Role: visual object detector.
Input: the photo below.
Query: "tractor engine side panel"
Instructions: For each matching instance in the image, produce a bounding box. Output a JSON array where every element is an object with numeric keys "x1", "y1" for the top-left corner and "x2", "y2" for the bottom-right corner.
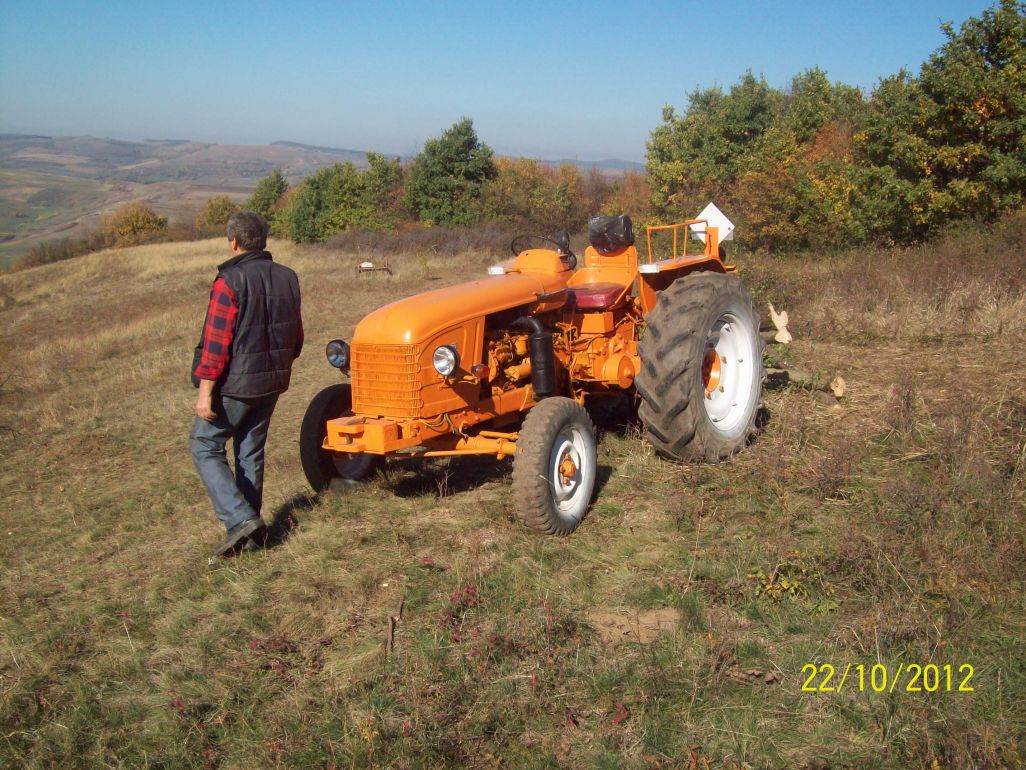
[
  {"x1": 351, "y1": 319, "x2": 485, "y2": 419},
  {"x1": 560, "y1": 308, "x2": 641, "y2": 390}
]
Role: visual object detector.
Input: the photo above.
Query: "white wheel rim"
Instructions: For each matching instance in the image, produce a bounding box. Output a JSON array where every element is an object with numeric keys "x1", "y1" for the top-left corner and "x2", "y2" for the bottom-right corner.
[
  {"x1": 548, "y1": 426, "x2": 594, "y2": 521},
  {"x1": 702, "y1": 311, "x2": 758, "y2": 436}
]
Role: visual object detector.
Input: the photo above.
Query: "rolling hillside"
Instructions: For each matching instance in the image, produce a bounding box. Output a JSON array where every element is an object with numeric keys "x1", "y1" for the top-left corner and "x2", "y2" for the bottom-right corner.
[
  {"x1": 0, "y1": 135, "x2": 372, "y2": 267},
  {"x1": 0, "y1": 220, "x2": 1024, "y2": 768},
  {"x1": 0, "y1": 135, "x2": 644, "y2": 269}
]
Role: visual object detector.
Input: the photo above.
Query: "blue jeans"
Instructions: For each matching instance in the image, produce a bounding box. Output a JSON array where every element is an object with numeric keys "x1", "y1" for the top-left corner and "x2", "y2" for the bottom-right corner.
[{"x1": 190, "y1": 391, "x2": 279, "y2": 531}]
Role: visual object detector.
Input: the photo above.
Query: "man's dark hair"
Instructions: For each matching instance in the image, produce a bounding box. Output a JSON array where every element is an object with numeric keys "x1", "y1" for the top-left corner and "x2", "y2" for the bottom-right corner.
[{"x1": 226, "y1": 211, "x2": 269, "y2": 251}]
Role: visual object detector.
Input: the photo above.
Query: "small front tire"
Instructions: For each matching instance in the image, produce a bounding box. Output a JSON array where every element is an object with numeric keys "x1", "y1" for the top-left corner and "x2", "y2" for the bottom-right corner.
[
  {"x1": 511, "y1": 397, "x2": 598, "y2": 535},
  {"x1": 299, "y1": 384, "x2": 380, "y2": 492}
]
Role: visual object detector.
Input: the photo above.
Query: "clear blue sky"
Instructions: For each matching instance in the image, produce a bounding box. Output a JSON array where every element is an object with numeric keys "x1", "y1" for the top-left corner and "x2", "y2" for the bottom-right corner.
[{"x1": 0, "y1": 0, "x2": 994, "y2": 162}]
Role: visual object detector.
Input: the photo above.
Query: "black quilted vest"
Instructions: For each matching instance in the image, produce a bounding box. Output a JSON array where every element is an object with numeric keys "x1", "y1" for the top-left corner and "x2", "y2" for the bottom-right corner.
[{"x1": 217, "y1": 250, "x2": 302, "y2": 398}]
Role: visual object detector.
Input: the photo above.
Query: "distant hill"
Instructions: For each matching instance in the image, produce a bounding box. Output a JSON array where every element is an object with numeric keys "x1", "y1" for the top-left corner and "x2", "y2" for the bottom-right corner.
[
  {"x1": 271, "y1": 140, "x2": 370, "y2": 161},
  {"x1": 0, "y1": 135, "x2": 382, "y2": 265},
  {"x1": 0, "y1": 134, "x2": 642, "y2": 184},
  {"x1": 544, "y1": 157, "x2": 645, "y2": 174},
  {"x1": 0, "y1": 134, "x2": 642, "y2": 266},
  {"x1": 267, "y1": 139, "x2": 646, "y2": 174},
  {"x1": 0, "y1": 134, "x2": 367, "y2": 185}
]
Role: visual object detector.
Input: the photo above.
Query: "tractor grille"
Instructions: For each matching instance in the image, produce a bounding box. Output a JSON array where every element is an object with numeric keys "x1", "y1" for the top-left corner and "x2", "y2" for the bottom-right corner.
[{"x1": 350, "y1": 343, "x2": 423, "y2": 418}]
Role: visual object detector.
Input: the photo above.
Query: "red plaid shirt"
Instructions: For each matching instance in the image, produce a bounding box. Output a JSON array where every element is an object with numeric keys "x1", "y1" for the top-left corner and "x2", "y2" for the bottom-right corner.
[
  {"x1": 194, "y1": 277, "x2": 238, "y2": 382},
  {"x1": 193, "y1": 278, "x2": 305, "y2": 382}
]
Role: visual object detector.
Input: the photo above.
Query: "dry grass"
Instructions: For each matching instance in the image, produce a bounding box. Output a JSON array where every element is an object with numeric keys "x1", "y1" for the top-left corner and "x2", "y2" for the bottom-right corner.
[{"x1": 1, "y1": 216, "x2": 1025, "y2": 769}]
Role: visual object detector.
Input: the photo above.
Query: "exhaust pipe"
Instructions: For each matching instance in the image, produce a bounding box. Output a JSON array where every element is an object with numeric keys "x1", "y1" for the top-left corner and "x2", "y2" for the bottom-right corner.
[{"x1": 512, "y1": 316, "x2": 556, "y2": 397}]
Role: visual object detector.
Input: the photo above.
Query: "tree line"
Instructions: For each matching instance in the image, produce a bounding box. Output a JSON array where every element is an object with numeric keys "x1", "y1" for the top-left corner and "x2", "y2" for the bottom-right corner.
[
  {"x1": 11, "y1": 1, "x2": 1022, "y2": 272},
  {"x1": 649, "y1": 0, "x2": 1025, "y2": 249},
  {"x1": 249, "y1": 118, "x2": 647, "y2": 243},
  {"x1": 251, "y1": 1, "x2": 1025, "y2": 252}
]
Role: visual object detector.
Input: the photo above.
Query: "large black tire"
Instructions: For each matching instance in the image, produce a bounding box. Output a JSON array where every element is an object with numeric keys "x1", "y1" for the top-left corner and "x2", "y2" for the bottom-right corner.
[
  {"x1": 636, "y1": 272, "x2": 764, "y2": 462},
  {"x1": 511, "y1": 397, "x2": 598, "y2": 535},
  {"x1": 299, "y1": 384, "x2": 381, "y2": 492}
]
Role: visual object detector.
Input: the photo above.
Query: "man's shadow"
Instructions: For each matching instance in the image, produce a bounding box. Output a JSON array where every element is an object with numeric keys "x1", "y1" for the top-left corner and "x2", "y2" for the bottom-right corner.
[{"x1": 261, "y1": 494, "x2": 316, "y2": 548}]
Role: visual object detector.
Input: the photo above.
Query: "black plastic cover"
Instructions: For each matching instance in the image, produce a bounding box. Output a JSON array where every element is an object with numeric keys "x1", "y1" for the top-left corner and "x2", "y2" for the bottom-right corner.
[{"x1": 588, "y1": 214, "x2": 634, "y2": 255}]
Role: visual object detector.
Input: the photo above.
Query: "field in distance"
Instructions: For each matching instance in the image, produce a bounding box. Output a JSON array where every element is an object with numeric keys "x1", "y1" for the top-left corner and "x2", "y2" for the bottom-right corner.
[{"x1": 0, "y1": 134, "x2": 370, "y2": 267}]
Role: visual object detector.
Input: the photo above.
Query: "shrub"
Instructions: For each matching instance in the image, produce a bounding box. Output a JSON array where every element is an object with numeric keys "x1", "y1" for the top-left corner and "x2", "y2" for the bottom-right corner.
[
  {"x1": 102, "y1": 203, "x2": 168, "y2": 246},
  {"x1": 194, "y1": 196, "x2": 240, "y2": 234},
  {"x1": 321, "y1": 221, "x2": 518, "y2": 260},
  {"x1": 13, "y1": 231, "x2": 109, "y2": 270},
  {"x1": 276, "y1": 155, "x2": 405, "y2": 242},
  {"x1": 482, "y1": 158, "x2": 588, "y2": 233},
  {"x1": 600, "y1": 171, "x2": 654, "y2": 225},
  {"x1": 246, "y1": 169, "x2": 289, "y2": 220},
  {"x1": 405, "y1": 118, "x2": 496, "y2": 226}
]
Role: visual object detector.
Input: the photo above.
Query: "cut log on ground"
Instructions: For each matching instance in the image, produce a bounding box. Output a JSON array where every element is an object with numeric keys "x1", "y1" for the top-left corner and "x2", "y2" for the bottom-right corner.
[
  {"x1": 761, "y1": 329, "x2": 793, "y2": 345},
  {"x1": 766, "y1": 366, "x2": 846, "y2": 401},
  {"x1": 760, "y1": 303, "x2": 792, "y2": 344}
]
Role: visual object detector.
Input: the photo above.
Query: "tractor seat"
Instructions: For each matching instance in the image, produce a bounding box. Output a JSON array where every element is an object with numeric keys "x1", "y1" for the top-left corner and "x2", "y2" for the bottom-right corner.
[{"x1": 569, "y1": 282, "x2": 627, "y2": 310}]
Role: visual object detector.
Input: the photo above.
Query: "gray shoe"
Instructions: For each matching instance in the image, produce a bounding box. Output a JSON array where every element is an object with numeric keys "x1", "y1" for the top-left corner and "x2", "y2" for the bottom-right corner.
[{"x1": 214, "y1": 517, "x2": 266, "y2": 557}]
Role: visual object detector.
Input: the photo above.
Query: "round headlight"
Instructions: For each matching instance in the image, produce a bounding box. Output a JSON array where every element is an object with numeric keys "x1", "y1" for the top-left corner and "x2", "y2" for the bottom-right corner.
[
  {"x1": 432, "y1": 345, "x2": 459, "y2": 377},
  {"x1": 325, "y1": 339, "x2": 350, "y2": 370}
]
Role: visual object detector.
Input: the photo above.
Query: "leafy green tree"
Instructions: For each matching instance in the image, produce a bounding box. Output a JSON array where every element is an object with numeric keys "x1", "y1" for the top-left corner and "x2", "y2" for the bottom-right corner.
[
  {"x1": 246, "y1": 169, "x2": 289, "y2": 220},
  {"x1": 647, "y1": 72, "x2": 781, "y2": 215},
  {"x1": 277, "y1": 154, "x2": 405, "y2": 242},
  {"x1": 648, "y1": 68, "x2": 864, "y2": 249},
  {"x1": 405, "y1": 118, "x2": 496, "y2": 226},
  {"x1": 918, "y1": 0, "x2": 1026, "y2": 220},
  {"x1": 482, "y1": 158, "x2": 588, "y2": 232},
  {"x1": 784, "y1": 68, "x2": 862, "y2": 142},
  {"x1": 851, "y1": 72, "x2": 935, "y2": 242},
  {"x1": 853, "y1": 0, "x2": 1026, "y2": 241},
  {"x1": 278, "y1": 179, "x2": 324, "y2": 243},
  {"x1": 362, "y1": 152, "x2": 406, "y2": 225},
  {"x1": 646, "y1": 0, "x2": 1026, "y2": 251},
  {"x1": 195, "y1": 195, "x2": 240, "y2": 231}
]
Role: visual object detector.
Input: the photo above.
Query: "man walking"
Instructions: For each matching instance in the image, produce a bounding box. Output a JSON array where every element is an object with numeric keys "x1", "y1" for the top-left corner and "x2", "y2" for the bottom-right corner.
[{"x1": 190, "y1": 211, "x2": 303, "y2": 557}]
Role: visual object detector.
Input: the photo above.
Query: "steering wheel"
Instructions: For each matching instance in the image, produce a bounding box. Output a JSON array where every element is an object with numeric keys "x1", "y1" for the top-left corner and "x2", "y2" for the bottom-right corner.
[{"x1": 509, "y1": 232, "x2": 577, "y2": 270}]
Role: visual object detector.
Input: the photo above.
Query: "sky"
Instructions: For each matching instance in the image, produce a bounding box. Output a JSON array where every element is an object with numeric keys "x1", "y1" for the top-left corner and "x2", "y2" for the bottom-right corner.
[{"x1": 0, "y1": 0, "x2": 996, "y2": 163}]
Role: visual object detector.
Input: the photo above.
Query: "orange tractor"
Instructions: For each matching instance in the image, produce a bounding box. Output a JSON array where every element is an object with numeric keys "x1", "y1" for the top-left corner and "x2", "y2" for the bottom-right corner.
[{"x1": 300, "y1": 212, "x2": 763, "y2": 535}]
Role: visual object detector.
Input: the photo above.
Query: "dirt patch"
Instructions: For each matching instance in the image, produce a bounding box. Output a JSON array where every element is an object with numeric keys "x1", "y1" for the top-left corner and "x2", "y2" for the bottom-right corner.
[{"x1": 586, "y1": 606, "x2": 679, "y2": 645}]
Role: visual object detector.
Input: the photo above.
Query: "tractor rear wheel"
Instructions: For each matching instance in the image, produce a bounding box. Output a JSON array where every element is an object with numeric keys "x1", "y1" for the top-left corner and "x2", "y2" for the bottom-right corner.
[
  {"x1": 511, "y1": 397, "x2": 597, "y2": 535},
  {"x1": 636, "y1": 272, "x2": 763, "y2": 461},
  {"x1": 300, "y1": 384, "x2": 381, "y2": 492}
]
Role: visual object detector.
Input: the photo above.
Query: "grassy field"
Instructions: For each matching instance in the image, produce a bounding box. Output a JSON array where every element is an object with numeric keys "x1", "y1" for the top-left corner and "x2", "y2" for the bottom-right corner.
[
  {"x1": 0, "y1": 168, "x2": 261, "y2": 269},
  {"x1": 1, "y1": 216, "x2": 1024, "y2": 769}
]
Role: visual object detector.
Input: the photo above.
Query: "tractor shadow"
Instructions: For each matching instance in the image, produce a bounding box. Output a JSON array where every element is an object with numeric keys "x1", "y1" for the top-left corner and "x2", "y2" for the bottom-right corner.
[
  {"x1": 586, "y1": 392, "x2": 641, "y2": 437},
  {"x1": 388, "y1": 454, "x2": 513, "y2": 499},
  {"x1": 587, "y1": 391, "x2": 775, "y2": 442},
  {"x1": 386, "y1": 453, "x2": 615, "y2": 507},
  {"x1": 386, "y1": 443, "x2": 616, "y2": 503}
]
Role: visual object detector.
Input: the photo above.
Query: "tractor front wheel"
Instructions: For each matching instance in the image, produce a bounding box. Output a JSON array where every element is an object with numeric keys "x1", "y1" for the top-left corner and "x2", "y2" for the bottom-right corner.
[
  {"x1": 636, "y1": 272, "x2": 764, "y2": 462},
  {"x1": 300, "y1": 384, "x2": 381, "y2": 492},
  {"x1": 511, "y1": 397, "x2": 598, "y2": 535}
]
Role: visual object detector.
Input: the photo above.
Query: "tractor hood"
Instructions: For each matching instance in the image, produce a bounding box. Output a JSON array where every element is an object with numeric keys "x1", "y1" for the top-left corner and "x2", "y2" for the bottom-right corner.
[{"x1": 353, "y1": 270, "x2": 568, "y2": 346}]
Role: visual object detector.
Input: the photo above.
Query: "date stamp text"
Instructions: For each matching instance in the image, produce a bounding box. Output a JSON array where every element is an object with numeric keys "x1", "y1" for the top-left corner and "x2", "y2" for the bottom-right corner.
[{"x1": 800, "y1": 663, "x2": 975, "y2": 694}]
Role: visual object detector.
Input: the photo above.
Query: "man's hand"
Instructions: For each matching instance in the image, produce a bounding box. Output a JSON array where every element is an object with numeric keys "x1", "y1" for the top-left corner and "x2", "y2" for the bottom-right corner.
[{"x1": 195, "y1": 379, "x2": 217, "y2": 421}]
